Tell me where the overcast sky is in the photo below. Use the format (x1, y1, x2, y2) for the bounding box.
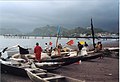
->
(0, 0, 119, 32)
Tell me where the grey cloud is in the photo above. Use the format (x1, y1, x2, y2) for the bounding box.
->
(0, 0, 118, 32)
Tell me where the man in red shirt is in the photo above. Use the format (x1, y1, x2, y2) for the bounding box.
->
(34, 43, 42, 62)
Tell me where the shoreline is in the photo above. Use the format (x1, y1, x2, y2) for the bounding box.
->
(1, 40, 119, 82)
(66, 40, 119, 50)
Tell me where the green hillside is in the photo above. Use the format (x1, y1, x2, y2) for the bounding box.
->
(31, 26, 107, 36)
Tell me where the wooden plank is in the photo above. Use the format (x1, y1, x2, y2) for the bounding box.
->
(25, 68, 39, 71)
(29, 68, 46, 72)
(36, 72, 47, 76)
(44, 75, 65, 80)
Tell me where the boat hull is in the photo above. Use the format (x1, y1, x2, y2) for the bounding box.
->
(1, 53, 102, 76)
(1, 63, 28, 77)
(26, 69, 84, 82)
(41, 53, 102, 63)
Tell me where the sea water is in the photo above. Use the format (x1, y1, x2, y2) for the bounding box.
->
(0, 35, 117, 51)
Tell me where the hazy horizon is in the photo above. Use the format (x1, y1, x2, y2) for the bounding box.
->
(0, 0, 119, 32)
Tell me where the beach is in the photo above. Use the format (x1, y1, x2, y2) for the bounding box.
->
(1, 40, 119, 82)
(53, 57, 119, 82)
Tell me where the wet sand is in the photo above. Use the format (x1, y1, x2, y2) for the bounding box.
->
(1, 40, 119, 82)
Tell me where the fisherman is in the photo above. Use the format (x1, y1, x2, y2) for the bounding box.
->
(44, 43, 49, 52)
(58, 44, 62, 50)
(34, 43, 42, 62)
(48, 42, 53, 54)
(51, 48, 58, 56)
(58, 44, 62, 56)
(78, 42, 83, 51)
(81, 45, 88, 56)
(49, 42, 52, 49)
(49, 47, 53, 56)
(77, 42, 83, 54)
(84, 42, 88, 47)
(98, 42, 102, 50)
(95, 42, 103, 58)
(84, 42, 89, 51)
(95, 42, 102, 52)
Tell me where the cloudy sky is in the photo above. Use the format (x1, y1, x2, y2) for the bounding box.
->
(0, 0, 119, 32)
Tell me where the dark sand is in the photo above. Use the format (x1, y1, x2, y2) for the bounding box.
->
(1, 73, 32, 82)
(52, 57, 119, 82)
(1, 40, 119, 82)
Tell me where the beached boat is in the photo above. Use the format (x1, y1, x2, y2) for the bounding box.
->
(30, 52, 102, 70)
(0, 58, 62, 77)
(11, 46, 103, 67)
(104, 47, 119, 52)
(1, 61, 28, 77)
(0, 45, 103, 76)
(1, 52, 102, 77)
(26, 68, 84, 82)
(40, 53, 102, 63)
(102, 47, 119, 58)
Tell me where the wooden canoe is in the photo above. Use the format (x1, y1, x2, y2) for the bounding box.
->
(26, 68, 85, 82)
(1, 52, 102, 76)
(0, 59, 61, 76)
(40, 53, 102, 63)
(1, 62, 28, 77)
(34, 53, 102, 70)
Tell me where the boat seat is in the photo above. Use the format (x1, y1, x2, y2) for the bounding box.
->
(43, 75, 65, 81)
(28, 68, 43, 71)
(36, 72, 47, 76)
(37, 69, 47, 72)
(29, 68, 47, 73)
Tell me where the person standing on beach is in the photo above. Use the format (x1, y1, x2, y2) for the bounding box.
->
(77, 42, 83, 55)
(81, 45, 88, 56)
(99, 42, 102, 50)
(98, 42, 103, 58)
(95, 42, 103, 58)
(34, 43, 42, 62)
(84, 42, 89, 51)
(44, 43, 49, 52)
(80, 42, 89, 56)
(58, 44, 62, 56)
(49, 42, 53, 53)
(95, 42, 102, 52)
(84, 42, 88, 47)
(78, 42, 83, 51)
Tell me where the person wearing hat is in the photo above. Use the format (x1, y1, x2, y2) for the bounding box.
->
(77, 42, 83, 55)
(34, 43, 42, 62)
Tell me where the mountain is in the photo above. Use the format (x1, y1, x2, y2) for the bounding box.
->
(0, 26, 109, 36)
(0, 28, 22, 35)
(30, 25, 69, 36)
(31, 25, 108, 36)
